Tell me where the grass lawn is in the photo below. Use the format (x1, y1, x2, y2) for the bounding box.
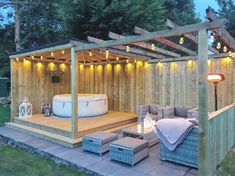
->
(217, 150, 235, 176)
(0, 144, 86, 176)
(0, 105, 86, 176)
(0, 105, 10, 126)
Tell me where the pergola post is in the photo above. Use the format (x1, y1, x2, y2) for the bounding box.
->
(71, 47, 78, 139)
(198, 29, 210, 175)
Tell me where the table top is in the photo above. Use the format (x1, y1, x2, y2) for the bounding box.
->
(122, 122, 156, 136)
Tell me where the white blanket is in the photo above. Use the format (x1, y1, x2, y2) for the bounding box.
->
(155, 118, 194, 151)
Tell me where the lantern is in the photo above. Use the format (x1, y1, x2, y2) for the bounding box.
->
(19, 97, 32, 118)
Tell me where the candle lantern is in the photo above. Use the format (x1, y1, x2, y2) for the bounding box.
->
(19, 97, 32, 118)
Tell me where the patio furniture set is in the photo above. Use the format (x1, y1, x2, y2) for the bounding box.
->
(82, 105, 199, 167)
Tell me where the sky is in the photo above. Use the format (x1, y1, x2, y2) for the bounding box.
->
(0, 0, 220, 25)
(194, 0, 219, 19)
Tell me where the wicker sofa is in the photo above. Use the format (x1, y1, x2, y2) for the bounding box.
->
(137, 104, 162, 123)
(158, 106, 199, 168)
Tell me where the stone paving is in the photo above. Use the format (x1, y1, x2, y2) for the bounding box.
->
(0, 127, 198, 176)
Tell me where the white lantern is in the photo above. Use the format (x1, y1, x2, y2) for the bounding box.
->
(19, 97, 32, 118)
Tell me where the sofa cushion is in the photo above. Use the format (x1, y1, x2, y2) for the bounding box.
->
(84, 131, 118, 145)
(149, 105, 160, 115)
(174, 106, 193, 117)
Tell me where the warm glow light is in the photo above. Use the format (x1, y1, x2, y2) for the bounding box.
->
(151, 44, 155, 50)
(59, 63, 66, 72)
(187, 60, 193, 69)
(90, 65, 93, 69)
(126, 45, 130, 52)
(229, 51, 232, 57)
(207, 73, 225, 83)
(126, 59, 129, 63)
(48, 62, 56, 71)
(216, 42, 221, 49)
(208, 59, 212, 66)
(89, 50, 93, 57)
(51, 52, 54, 57)
(23, 58, 26, 61)
(223, 46, 227, 53)
(179, 36, 184, 45)
(16, 58, 19, 62)
(116, 57, 119, 61)
(41, 56, 43, 60)
(134, 60, 136, 63)
(61, 50, 65, 54)
(32, 56, 34, 60)
(105, 49, 109, 59)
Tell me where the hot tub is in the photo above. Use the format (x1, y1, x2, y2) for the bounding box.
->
(52, 94, 108, 117)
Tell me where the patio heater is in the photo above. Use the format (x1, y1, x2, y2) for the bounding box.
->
(207, 73, 225, 111)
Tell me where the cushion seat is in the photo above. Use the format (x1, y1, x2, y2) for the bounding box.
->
(84, 131, 118, 145)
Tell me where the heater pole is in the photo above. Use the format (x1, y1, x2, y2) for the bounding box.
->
(214, 83, 218, 111)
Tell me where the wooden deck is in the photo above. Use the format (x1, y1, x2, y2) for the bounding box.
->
(8, 111, 137, 147)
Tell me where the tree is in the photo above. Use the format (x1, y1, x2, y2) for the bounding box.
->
(216, 0, 235, 37)
(164, 0, 200, 25)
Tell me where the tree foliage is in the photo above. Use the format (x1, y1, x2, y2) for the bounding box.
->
(216, 0, 235, 37)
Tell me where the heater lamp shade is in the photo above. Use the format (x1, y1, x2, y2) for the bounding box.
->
(207, 73, 225, 83)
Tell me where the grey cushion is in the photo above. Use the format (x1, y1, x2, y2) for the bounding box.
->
(84, 131, 118, 145)
(149, 114, 158, 121)
(149, 104, 159, 115)
(111, 137, 148, 153)
(174, 106, 193, 117)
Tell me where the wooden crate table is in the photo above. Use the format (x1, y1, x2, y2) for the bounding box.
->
(82, 131, 118, 156)
(122, 123, 159, 147)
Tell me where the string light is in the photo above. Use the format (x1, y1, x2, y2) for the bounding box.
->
(127, 59, 129, 63)
(223, 46, 227, 53)
(41, 56, 43, 60)
(16, 58, 19, 62)
(134, 60, 136, 63)
(23, 58, 26, 61)
(151, 44, 155, 50)
(51, 52, 54, 57)
(105, 49, 109, 59)
(89, 50, 93, 57)
(61, 50, 65, 54)
(179, 36, 184, 45)
(210, 32, 215, 43)
(32, 56, 34, 60)
(216, 42, 221, 49)
(116, 57, 119, 61)
(126, 45, 130, 52)
(229, 51, 232, 57)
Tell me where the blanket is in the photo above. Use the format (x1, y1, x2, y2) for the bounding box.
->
(155, 118, 195, 151)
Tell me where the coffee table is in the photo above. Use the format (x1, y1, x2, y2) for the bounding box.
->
(122, 123, 159, 147)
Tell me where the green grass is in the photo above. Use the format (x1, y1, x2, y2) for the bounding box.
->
(0, 105, 86, 176)
(0, 105, 10, 126)
(0, 144, 86, 176)
(217, 150, 235, 176)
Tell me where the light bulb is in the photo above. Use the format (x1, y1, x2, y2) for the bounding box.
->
(179, 36, 184, 45)
(127, 59, 129, 63)
(151, 44, 155, 50)
(89, 50, 93, 57)
(223, 46, 227, 53)
(210, 32, 215, 43)
(229, 51, 232, 56)
(16, 58, 19, 62)
(216, 42, 221, 49)
(32, 56, 34, 59)
(41, 56, 43, 60)
(116, 57, 119, 61)
(105, 49, 109, 59)
(126, 45, 130, 52)
(61, 50, 65, 54)
(51, 52, 54, 57)
(134, 60, 136, 63)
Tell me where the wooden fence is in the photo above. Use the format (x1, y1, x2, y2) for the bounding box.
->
(11, 57, 235, 116)
(208, 104, 235, 175)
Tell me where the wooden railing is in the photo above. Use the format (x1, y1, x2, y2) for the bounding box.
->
(208, 103, 235, 175)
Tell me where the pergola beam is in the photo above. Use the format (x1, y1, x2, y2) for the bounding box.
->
(134, 26, 197, 55)
(108, 31, 180, 57)
(166, 19, 219, 54)
(87, 36, 153, 60)
(75, 19, 225, 52)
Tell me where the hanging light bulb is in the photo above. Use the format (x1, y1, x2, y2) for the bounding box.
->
(151, 43, 155, 50)
(51, 52, 54, 57)
(16, 58, 19, 62)
(116, 57, 119, 61)
(31, 56, 34, 60)
(223, 46, 227, 53)
(134, 60, 136, 63)
(23, 58, 26, 61)
(210, 32, 215, 43)
(179, 36, 184, 45)
(216, 42, 221, 49)
(89, 50, 93, 57)
(105, 49, 109, 59)
(127, 59, 129, 63)
(232, 52, 235, 58)
(126, 45, 130, 52)
(61, 50, 65, 54)
(41, 56, 43, 60)
(229, 51, 232, 57)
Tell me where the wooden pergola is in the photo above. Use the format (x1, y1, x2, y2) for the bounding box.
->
(9, 17, 235, 175)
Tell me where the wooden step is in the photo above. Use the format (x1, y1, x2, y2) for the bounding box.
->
(5, 122, 82, 148)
